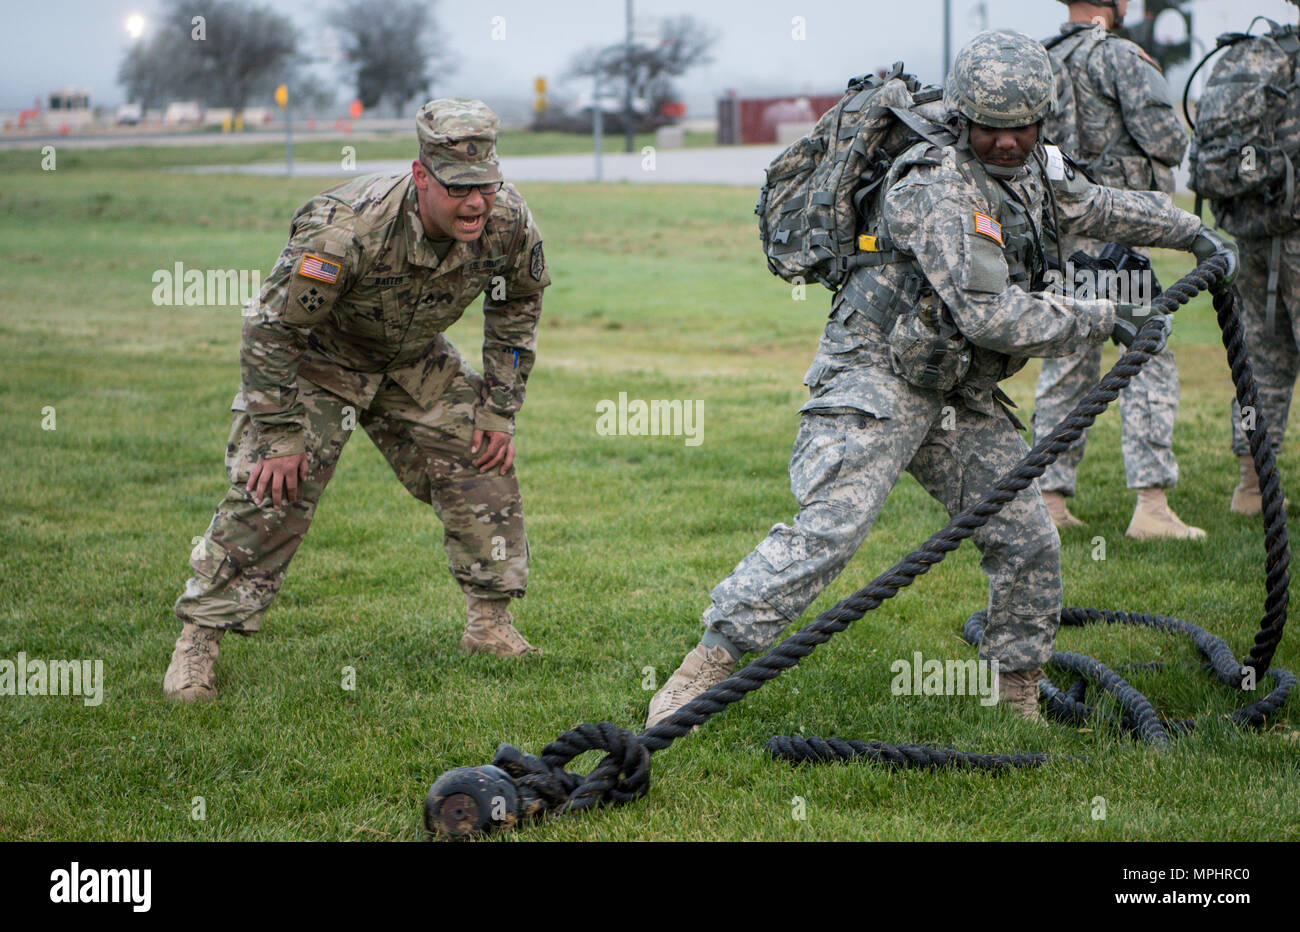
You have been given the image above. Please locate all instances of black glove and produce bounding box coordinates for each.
[1112,303,1172,353]
[1191,226,1239,286]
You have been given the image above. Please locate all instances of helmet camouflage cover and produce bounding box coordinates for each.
[943,29,1057,128]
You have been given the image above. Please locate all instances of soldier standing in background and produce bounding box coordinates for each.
[1189,2,1300,514]
[646,30,1236,728]
[1032,0,1204,539]
[165,99,550,702]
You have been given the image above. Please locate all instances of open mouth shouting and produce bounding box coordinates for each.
[455,213,485,236]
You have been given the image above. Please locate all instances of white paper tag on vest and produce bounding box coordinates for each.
[1043,145,1066,182]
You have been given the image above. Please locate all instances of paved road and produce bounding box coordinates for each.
[0,121,410,151]
[182,144,1194,194]
[182,145,787,186]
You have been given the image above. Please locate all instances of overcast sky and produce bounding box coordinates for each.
[3,0,1296,116]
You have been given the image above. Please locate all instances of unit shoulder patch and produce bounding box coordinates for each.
[529,242,545,282]
[1135,45,1162,71]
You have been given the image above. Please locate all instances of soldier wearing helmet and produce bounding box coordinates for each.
[647,30,1237,726]
[1031,0,1203,541]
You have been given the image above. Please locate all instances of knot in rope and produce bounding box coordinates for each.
[493,722,652,816]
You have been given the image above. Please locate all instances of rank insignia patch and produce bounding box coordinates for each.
[529,242,545,282]
[973,212,1004,246]
[299,254,341,284]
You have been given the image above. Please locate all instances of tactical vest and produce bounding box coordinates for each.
[1045,27,1115,165]
[831,142,1047,392]
[1045,24,1171,192]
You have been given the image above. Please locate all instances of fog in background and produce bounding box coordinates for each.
[4,0,1297,119]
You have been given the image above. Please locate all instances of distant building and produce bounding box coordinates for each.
[42,87,94,131]
[717,91,840,145]
[164,101,202,125]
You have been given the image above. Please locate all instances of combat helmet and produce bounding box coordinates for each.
[943,29,1057,128]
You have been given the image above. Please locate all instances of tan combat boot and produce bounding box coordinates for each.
[461,595,537,657]
[1231,454,1263,515]
[163,623,224,702]
[1126,488,1207,540]
[997,667,1043,722]
[646,644,737,729]
[1042,491,1084,528]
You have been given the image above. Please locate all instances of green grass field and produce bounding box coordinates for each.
[0,144,1296,842]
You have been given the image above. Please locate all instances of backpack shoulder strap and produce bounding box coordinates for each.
[1271,23,1300,56]
[888,107,957,151]
[1057,24,1107,64]
[1043,23,1091,52]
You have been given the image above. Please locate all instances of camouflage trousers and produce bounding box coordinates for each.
[704,390,1062,672]
[1230,232,1300,456]
[1032,240,1180,494]
[175,366,528,633]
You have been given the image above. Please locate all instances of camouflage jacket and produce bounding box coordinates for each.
[1045,22,1187,194]
[805,139,1202,421]
[240,171,549,458]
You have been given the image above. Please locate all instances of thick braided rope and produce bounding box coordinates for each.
[1215,287,1292,678]
[483,257,1288,806]
[764,735,1055,770]
[640,258,1227,756]
[768,280,1294,768]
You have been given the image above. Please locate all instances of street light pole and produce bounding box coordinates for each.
[943,0,952,80]
[594,65,604,182]
[593,44,622,182]
[624,0,635,154]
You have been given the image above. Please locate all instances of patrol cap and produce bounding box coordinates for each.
[416,98,503,185]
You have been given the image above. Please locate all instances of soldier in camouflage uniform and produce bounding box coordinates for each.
[647,30,1236,725]
[165,99,550,701]
[1209,1,1300,515]
[1032,0,1204,540]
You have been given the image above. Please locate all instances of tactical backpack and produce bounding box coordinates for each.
[1186,18,1300,239]
[754,63,948,291]
[1041,25,1106,162]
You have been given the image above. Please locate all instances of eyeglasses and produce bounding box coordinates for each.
[422,162,504,198]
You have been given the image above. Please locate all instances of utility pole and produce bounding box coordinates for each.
[943,0,952,80]
[593,44,622,182]
[624,0,635,153]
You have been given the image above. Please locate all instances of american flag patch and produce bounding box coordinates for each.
[298,254,341,284]
[973,212,1003,246]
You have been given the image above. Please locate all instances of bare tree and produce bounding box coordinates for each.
[118,35,181,114]
[331,0,455,116]
[567,14,719,122]
[116,0,297,116]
